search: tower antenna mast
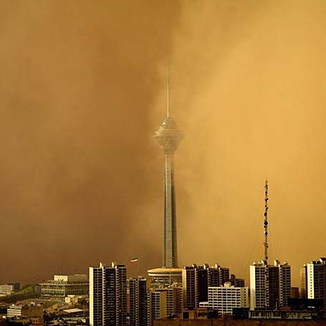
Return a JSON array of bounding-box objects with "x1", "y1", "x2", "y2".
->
[
  {"x1": 166, "y1": 65, "x2": 170, "y2": 117},
  {"x1": 264, "y1": 180, "x2": 269, "y2": 264}
]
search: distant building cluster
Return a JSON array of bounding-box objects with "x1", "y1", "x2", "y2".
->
[{"x1": 86, "y1": 257, "x2": 326, "y2": 326}]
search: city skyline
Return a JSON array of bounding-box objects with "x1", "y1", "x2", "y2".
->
[{"x1": 0, "y1": 1, "x2": 326, "y2": 287}]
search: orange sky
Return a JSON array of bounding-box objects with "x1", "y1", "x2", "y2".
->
[{"x1": 0, "y1": 0, "x2": 325, "y2": 286}]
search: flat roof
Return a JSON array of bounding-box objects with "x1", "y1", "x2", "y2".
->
[
  {"x1": 147, "y1": 268, "x2": 182, "y2": 275},
  {"x1": 63, "y1": 308, "x2": 83, "y2": 314}
]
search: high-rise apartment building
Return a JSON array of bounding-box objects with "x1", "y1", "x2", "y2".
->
[
  {"x1": 278, "y1": 263, "x2": 291, "y2": 307},
  {"x1": 230, "y1": 274, "x2": 245, "y2": 287},
  {"x1": 182, "y1": 264, "x2": 232, "y2": 309},
  {"x1": 197, "y1": 265, "x2": 209, "y2": 303},
  {"x1": 250, "y1": 260, "x2": 291, "y2": 310},
  {"x1": 148, "y1": 287, "x2": 182, "y2": 325},
  {"x1": 216, "y1": 266, "x2": 230, "y2": 287},
  {"x1": 89, "y1": 263, "x2": 127, "y2": 326},
  {"x1": 300, "y1": 265, "x2": 307, "y2": 298},
  {"x1": 129, "y1": 278, "x2": 147, "y2": 326},
  {"x1": 302, "y1": 258, "x2": 326, "y2": 306},
  {"x1": 182, "y1": 266, "x2": 197, "y2": 310}
]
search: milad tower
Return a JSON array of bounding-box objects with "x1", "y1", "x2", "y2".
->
[{"x1": 153, "y1": 77, "x2": 183, "y2": 269}]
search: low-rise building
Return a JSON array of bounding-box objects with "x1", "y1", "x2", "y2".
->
[
  {"x1": 40, "y1": 274, "x2": 88, "y2": 298},
  {"x1": 0, "y1": 283, "x2": 20, "y2": 296},
  {"x1": 7, "y1": 305, "x2": 23, "y2": 318},
  {"x1": 7, "y1": 304, "x2": 43, "y2": 319},
  {"x1": 207, "y1": 283, "x2": 249, "y2": 315}
]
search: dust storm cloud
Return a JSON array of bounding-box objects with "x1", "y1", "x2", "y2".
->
[
  {"x1": 0, "y1": 1, "x2": 181, "y2": 283},
  {"x1": 0, "y1": 0, "x2": 325, "y2": 286},
  {"x1": 171, "y1": 0, "x2": 326, "y2": 285}
]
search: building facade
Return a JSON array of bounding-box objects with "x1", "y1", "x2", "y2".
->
[
  {"x1": 250, "y1": 260, "x2": 291, "y2": 310},
  {"x1": 147, "y1": 268, "x2": 182, "y2": 288},
  {"x1": 89, "y1": 263, "x2": 127, "y2": 326},
  {"x1": 183, "y1": 264, "x2": 232, "y2": 310},
  {"x1": 40, "y1": 274, "x2": 88, "y2": 298},
  {"x1": 148, "y1": 287, "x2": 182, "y2": 325},
  {"x1": 182, "y1": 266, "x2": 197, "y2": 310},
  {"x1": 129, "y1": 278, "x2": 147, "y2": 326},
  {"x1": 0, "y1": 283, "x2": 20, "y2": 296},
  {"x1": 304, "y1": 258, "x2": 326, "y2": 306},
  {"x1": 207, "y1": 283, "x2": 249, "y2": 315}
]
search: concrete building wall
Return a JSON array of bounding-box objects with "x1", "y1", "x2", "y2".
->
[{"x1": 208, "y1": 284, "x2": 249, "y2": 314}]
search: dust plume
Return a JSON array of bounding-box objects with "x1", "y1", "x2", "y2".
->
[
  {"x1": 0, "y1": 0, "x2": 181, "y2": 283},
  {"x1": 169, "y1": 0, "x2": 326, "y2": 285},
  {"x1": 1, "y1": 0, "x2": 325, "y2": 287}
]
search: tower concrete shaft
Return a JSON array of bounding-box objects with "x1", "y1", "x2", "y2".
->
[{"x1": 154, "y1": 116, "x2": 182, "y2": 268}]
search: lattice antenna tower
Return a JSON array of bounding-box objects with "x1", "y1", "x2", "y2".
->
[{"x1": 263, "y1": 180, "x2": 269, "y2": 264}]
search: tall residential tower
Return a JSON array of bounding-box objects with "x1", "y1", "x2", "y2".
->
[
  {"x1": 89, "y1": 263, "x2": 127, "y2": 326},
  {"x1": 301, "y1": 258, "x2": 326, "y2": 307}
]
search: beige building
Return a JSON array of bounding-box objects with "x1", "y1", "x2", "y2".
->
[
  {"x1": 39, "y1": 274, "x2": 88, "y2": 298},
  {"x1": 148, "y1": 287, "x2": 182, "y2": 325},
  {"x1": 207, "y1": 283, "x2": 249, "y2": 315}
]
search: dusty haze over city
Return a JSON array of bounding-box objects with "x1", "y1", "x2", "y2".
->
[{"x1": 0, "y1": 0, "x2": 325, "y2": 286}]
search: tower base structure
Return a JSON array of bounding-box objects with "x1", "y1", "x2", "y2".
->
[{"x1": 147, "y1": 267, "x2": 182, "y2": 288}]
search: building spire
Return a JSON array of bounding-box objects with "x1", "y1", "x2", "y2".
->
[
  {"x1": 166, "y1": 65, "x2": 170, "y2": 117},
  {"x1": 264, "y1": 180, "x2": 269, "y2": 264}
]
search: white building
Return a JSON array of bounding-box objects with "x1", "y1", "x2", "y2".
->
[
  {"x1": 305, "y1": 258, "x2": 326, "y2": 306},
  {"x1": 7, "y1": 305, "x2": 23, "y2": 318},
  {"x1": 250, "y1": 260, "x2": 291, "y2": 310},
  {"x1": 207, "y1": 283, "x2": 249, "y2": 315},
  {"x1": 250, "y1": 262, "x2": 268, "y2": 310},
  {"x1": 0, "y1": 283, "x2": 20, "y2": 296}
]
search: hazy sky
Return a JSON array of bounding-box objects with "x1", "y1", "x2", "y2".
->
[{"x1": 0, "y1": 0, "x2": 326, "y2": 286}]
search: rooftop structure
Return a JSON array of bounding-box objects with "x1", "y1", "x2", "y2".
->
[{"x1": 147, "y1": 268, "x2": 182, "y2": 288}]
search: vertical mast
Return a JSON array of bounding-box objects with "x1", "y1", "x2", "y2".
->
[
  {"x1": 166, "y1": 66, "x2": 170, "y2": 117},
  {"x1": 264, "y1": 180, "x2": 269, "y2": 264}
]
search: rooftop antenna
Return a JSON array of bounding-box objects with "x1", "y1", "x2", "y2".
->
[
  {"x1": 263, "y1": 180, "x2": 269, "y2": 264},
  {"x1": 166, "y1": 65, "x2": 170, "y2": 117}
]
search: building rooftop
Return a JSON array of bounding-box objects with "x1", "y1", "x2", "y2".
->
[{"x1": 147, "y1": 268, "x2": 182, "y2": 275}]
